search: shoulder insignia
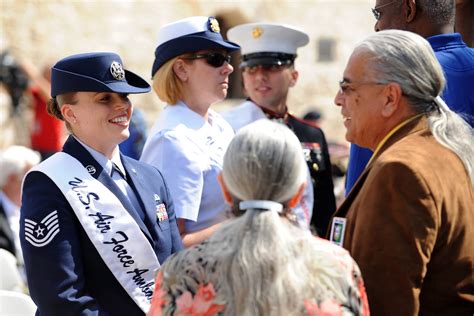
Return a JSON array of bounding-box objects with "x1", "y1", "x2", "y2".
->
[{"x1": 24, "y1": 210, "x2": 60, "y2": 247}]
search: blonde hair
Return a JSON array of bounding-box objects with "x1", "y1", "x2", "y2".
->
[{"x1": 152, "y1": 56, "x2": 185, "y2": 105}]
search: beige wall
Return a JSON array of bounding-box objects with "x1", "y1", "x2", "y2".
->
[{"x1": 1, "y1": 0, "x2": 376, "y2": 145}]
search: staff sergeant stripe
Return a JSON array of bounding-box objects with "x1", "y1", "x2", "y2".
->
[{"x1": 24, "y1": 210, "x2": 60, "y2": 247}]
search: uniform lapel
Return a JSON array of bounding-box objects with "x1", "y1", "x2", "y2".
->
[
  {"x1": 121, "y1": 156, "x2": 157, "y2": 234},
  {"x1": 62, "y1": 136, "x2": 152, "y2": 242}
]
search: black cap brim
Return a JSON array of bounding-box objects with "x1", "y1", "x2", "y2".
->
[
  {"x1": 239, "y1": 52, "x2": 295, "y2": 68},
  {"x1": 151, "y1": 31, "x2": 241, "y2": 77}
]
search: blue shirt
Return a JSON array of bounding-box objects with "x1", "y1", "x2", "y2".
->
[
  {"x1": 140, "y1": 101, "x2": 234, "y2": 233},
  {"x1": 345, "y1": 33, "x2": 474, "y2": 194}
]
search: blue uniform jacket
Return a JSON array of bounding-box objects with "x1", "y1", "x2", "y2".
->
[
  {"x1": 345, "y1": 33, "x2": 474, "y2": 194},
  {"x1": 20, "y1": 136, "x2": 183, "y2": 315}
]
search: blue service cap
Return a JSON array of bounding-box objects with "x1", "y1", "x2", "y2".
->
[
  {"x1": 151, "y1": 16, "x2": 240, "y2": 77},
  {"x1": 51, "y1": 52, "x2": 150, "y2": 97}
]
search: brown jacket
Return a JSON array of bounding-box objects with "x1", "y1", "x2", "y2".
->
[{"x1": 332, "y1": 116, "x2": 474, "y2": 315}]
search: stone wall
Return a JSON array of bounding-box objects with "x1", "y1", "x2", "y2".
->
[{"x1": 1, "y1": 0, "x2": 375, "y2": 146}]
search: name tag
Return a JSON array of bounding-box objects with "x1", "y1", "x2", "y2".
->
[{"x1": 329, "y1": 217, "x2": 346, "y2": 246}]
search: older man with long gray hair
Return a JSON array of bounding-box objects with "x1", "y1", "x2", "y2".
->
[{"x1": 330, "y1": 29, "x2": 473, "y2": 315}]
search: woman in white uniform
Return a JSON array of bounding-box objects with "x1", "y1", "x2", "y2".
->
[{"x1": 140, "y1": 16, "x2": 240, "y2": 247}]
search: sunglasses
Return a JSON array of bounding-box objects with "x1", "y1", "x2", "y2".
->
[
  {"x1": 185, "y1": 52, "x2": 231, "y2": 68},
  {"x1": 371, "y1": 0, "x2": 398, "y2": 20}
]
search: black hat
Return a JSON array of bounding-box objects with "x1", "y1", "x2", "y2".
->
[{"x1": 51, "y1": 52, "x2": 150, "y2": 97}]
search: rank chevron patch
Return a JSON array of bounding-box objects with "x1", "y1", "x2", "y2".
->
[{"x1": 24, "y1": 210, "x2": 60, "y2": 247}]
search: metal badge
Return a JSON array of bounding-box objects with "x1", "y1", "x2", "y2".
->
[
  {"x1": 154, "y1": 194, "x2": 161, "y2": 203},
  {"x1": 110, "y1": 61, "x2": 125, "y2": 80},
  {"x1": 86, "y1": 165, "x2": 96, "y2": 175},
  {"x1": 252, "y1": 27, "x2": 264, "y2": 39},
  {"x1": 208, "y1": 17, "x2": 220, "y2": 33}
]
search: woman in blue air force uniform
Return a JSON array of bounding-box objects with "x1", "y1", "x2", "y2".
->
[{"x1": 20, "y1": 52, "x2": 183, "y2": 315}]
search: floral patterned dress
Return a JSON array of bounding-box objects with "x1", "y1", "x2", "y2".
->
[{"x1": 149, "y1": 223, "x2": 369, "y2": 316}]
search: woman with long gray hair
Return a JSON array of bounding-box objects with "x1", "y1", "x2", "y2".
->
[{"x1": 149, "y1": 120, "x2": 369, "y2": 316}]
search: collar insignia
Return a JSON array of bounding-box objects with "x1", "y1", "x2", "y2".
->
[{"x1": 86, "y1": 165, "x2": 96, "y2": 175}]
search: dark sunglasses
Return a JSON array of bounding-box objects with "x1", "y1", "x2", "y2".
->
[
  {"x1": 185, "y1": 52, "x2": 231, "y2": 68},
  {"x1": 371, "y1": 0, "x2": 398, "y2": 20}
]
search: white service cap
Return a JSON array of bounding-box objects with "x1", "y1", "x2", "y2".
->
[{"x1": 227, "y1": 22, "x2": 309, "y2": 67}]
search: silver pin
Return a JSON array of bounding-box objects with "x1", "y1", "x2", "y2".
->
[
  {"x1": 86, "y1": 165, "x2": 96, "y2": 175},
  {"x1": 110, "y1": 61, "x2": 125, "y2": 80}
]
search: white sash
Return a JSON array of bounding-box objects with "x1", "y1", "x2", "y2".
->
[{"x1": 29, "y1": 152, "x2": 159, "y2": 313}]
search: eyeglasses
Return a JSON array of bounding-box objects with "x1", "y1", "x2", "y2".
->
[
  {"x1": 338, "y1": 80, "x2": 384, "y2": 95},
  {"x1": 243, "y1": 64, "x2": 291, "y2": 74},
  {"x1": 185, "y1": 52, "x2": 231, "y2": 68},
  {"x1": 371, "y1": 0, "x2": 398, "y2": 20}
]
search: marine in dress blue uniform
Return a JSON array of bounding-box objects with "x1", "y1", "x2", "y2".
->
[
  {"x1": 224, "y1": 23, "x2": 336, "y2": 236},
  {"x1": 20, "y1": 52, "x2": 183, "y2": 315}
]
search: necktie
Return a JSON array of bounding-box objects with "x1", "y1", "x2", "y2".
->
[
  {"x1": 112, "y1": 163, "x2": 127, "y2": 181},
  {"x1": 111, "y1": 163, "x2": 145, "y2": 221}
]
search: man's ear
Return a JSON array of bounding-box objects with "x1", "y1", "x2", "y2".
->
[
  {"x1": 217, "y1": 173, "x2": 233, "y2": 205},
  {"x1": 172, "y1": 59, "x2": 188, "y2": 82},
  {"x1": 61, "y1": 104, "x2": 77, "y2": 124},
  {"x1": 381, "y1": 83, "x2": 403, "y2": 117},
  {"x1": 289, "y1": 69, "x2": 299, "y2": 87},
  {"x1": 405, "y1": 0, "x2": 417, "y2": 23},
  {"x1": 288, "y1": 182, "x2": 306, "y2": 208}
]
